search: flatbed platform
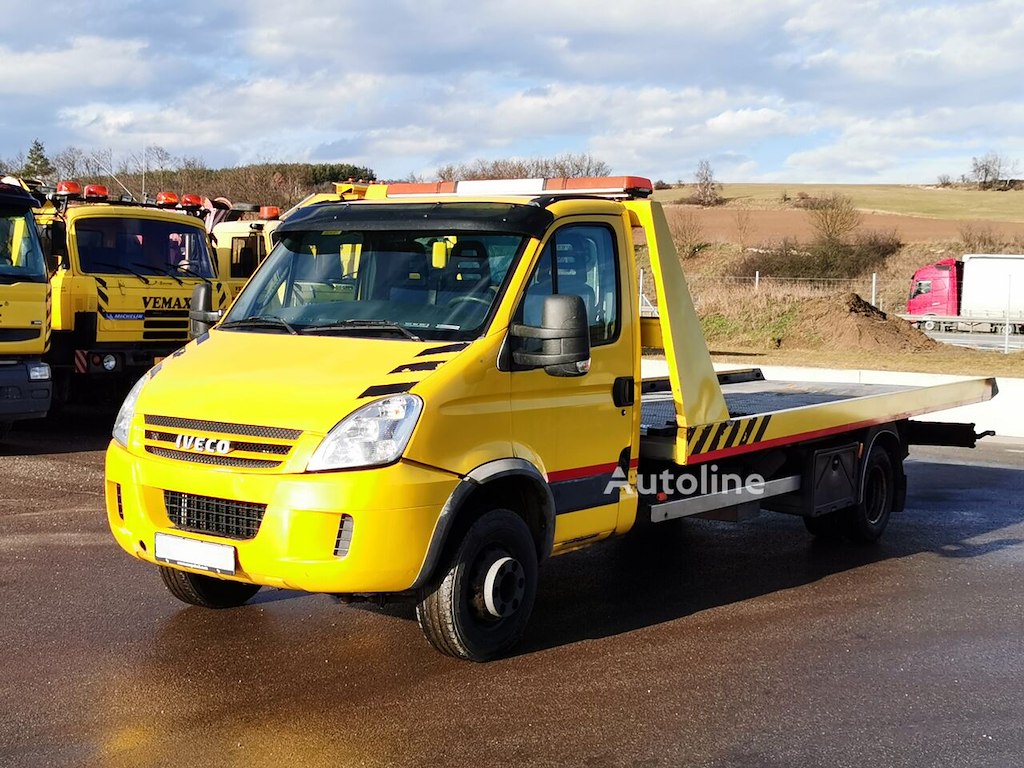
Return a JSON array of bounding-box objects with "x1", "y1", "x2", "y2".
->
[
  {"x1": 641, "y1": 379, "x2": 911, "y2": 437},
  {"x1": 639, "y1": 371, "x2": 995, "y2": 465}
]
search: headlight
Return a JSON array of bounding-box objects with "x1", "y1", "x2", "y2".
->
[
  {"x1": 307, "y1": 395, "x2": 423, "y2": 471},
  {"x1": 112, "y1": 376, "x2": 147, "y2": 447},
  {"x1": 27, "y1": 362, "x2": 51, "y2": 381}
]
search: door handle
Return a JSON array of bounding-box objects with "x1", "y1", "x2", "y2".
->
[{"x1": 612, "y1": 376, "x2": 634, "y2": 407}]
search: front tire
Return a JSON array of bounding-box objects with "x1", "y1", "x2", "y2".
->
[
  {"x1": 159, "y1": 566, "x2": 261, "y2": 608},
  {"x1": 416, "y1": 509, "x2": 538, "y2": 662}
]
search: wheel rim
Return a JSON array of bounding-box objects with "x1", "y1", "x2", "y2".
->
[
  {"x1": 482, "y1": 556, "x2": 526, "y2": 618},
  {"x1": 864, "y1": 464, "x2": 889, "y2": 525}
]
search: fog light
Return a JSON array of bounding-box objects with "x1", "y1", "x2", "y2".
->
[
  {"x1": 102, "y1": 354, "x2": 118, "y2": 372},
  {"x1": 27, "y1": 362, "x2": 51, "y2": 381}
]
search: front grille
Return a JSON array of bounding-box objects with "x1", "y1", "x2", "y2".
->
[
  {"x1": 142, "y1": 415, "x2": 301, "y2": 470},
  {"x1": 146, "y1": 447, "x2": 283, "y2": 469},
  {"x1": 145, "y1": 415, "x2": 301, "y2": 440},
  {"x1": 145, "y1": 430, "x2": 290, "y2": 455},
  {"x1": 164, "y1": 490, "x2": 266, "y2": 539}
]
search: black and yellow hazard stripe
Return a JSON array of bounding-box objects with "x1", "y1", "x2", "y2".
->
[
  {"x1": 686, "y1": 413, "x2": 773, "y2": 458},
  {"x1": 95, "y1": 277, "x2": 109, "y2": 312}
]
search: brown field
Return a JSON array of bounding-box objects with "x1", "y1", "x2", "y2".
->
[{"x1": 665, "y1": 206, "x2": 1024, "y2": 244}]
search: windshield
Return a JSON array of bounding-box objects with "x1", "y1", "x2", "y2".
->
[
  {"x1": 0, "y1": 207, "x2": 47, "y2": 284},
  {"x1": 223, "y1": 229, "x2": 528, "y2": 341},
  {"x1": 73, "y1": 216, "x2": 215, "y2": 279}
]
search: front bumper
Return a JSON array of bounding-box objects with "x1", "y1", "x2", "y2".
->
[
  {"x1": 0, "y1": 361, "x2": 51, "y2": 422},
  {"x1": 105, "y1": 441, "x2": 459, "y2": 594}
]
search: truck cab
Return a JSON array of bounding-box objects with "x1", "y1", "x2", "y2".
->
[
  {"x1": 907, "y1": 258, "x2": 960, "y2": 319},
  {"x1": 0, "y1": 181, "x2": 52, "y2": 437},
  {"x1": 37, "y1": 182, "x2": 232, "y2": 400}
]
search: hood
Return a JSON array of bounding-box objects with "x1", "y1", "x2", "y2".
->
[{"x1": 137, "y1": 329, "x2": 468, "y2": 434}]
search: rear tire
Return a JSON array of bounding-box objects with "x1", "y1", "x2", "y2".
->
[
  {"x1": 844, "y1": 445, "x2": 896, "y2": 543},
  {"x1": 159, "y1": 566, "x2": 261, "y2": 608},
  {"x1": 416, "y1": 509, "x2": 538, "y2": 662}
]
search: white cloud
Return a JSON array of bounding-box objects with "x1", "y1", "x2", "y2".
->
[{"x1": 0, "y1": 36, "x2": 151, "y2": 96}]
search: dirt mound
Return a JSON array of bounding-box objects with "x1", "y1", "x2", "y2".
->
[{"x1": 794, "y1": 292, "x2": 939, "y2": 352}]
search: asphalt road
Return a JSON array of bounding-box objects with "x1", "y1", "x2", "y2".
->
[
  {"x1": 2, "y1": 410, "x2": 1023, "y2": 768},
  {"x1": 924, "y1": 329, "x2": 1024, "y2": 351}
]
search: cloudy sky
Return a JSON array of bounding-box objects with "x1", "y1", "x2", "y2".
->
[{"x1": 1, "y1": 0, "x2": 1022, "y2": 183}]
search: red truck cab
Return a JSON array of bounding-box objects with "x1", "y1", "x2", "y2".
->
[{"x1": 907, "y1": 258, "x2": 961, "y2": 317}]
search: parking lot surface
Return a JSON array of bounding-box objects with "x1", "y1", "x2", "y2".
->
[{"x1": 2, "y1": 410, "x2": 1023, "y2": 768}]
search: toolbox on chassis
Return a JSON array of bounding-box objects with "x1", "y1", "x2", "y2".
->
[{"x1": 104, "y1": 176, "x2": 997, "y2": 661}]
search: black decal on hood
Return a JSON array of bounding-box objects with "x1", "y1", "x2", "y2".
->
[
  {"x1": 416, "y1": 342, "x2": 469, "y2": 357},
  {"x1": 359, "y1": 382, "x2": 416, "y2": 398}
]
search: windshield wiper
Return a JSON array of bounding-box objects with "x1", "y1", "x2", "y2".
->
[
  {"x1": 91, "y1": 261, "x2": 151, "y2": 284},
  {"x1": 303, "y1": 320, "x2": 422, "y2": 342},
  {"x1": 131, "y1": 262, "x2": 183, "y2": 286},
  {"x1": 218, "y1": 315, "x2": 299, "y2": 335},
  {"x1": 175, "y1": 264, "x2": 211, "y2": 283}
]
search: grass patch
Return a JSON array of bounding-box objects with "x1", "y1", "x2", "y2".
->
[{"x1": 651, "y1": 183, "x2": 1024, "y2": 223}]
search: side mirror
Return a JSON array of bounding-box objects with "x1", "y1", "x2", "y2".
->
[
  {"x1": 189, "y1": 283, "x2": 222, "y2": 339},
  {"x1": 511, "y1": 294, "x2": 591, "y2": 377},
  {"x1": 44, "y1": 221, "x2": 68, "y2": 271}
]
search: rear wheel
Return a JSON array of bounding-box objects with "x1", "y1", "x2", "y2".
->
[
  {"x1": 844, "y1": 445, "x2": 896, "y2": 543},
  {"x1": 159, "y1": 566, "x2": 261, "y2": 608},
  {"x1": 416, "y1": 509, "x2": 538, "y2": 661}
]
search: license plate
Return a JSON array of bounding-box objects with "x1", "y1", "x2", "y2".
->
[{"x1": 155, "y1": 532, "x2": 236, "y2": 575}]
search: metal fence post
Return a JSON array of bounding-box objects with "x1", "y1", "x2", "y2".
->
[{"x1": 755, "y1": 271, "x2": 760, "y2": 291}]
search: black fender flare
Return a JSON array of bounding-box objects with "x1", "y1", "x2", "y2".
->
[{"x1": 411, "y1": 458, "x2": 555, "y2": 591}]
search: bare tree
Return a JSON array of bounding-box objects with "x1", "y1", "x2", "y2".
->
[
  {"x1": 692, "y1": 159, "x2": 722, "y2": 207},
  {"x1": 666, "y1": 208, "x2": 708, "y2": 257},
  {"x1": 437, "y1": 153, "x2": 610, "y2": 181},
  {"x1": 970, "y1": 152, "x2": 1019, "y2": 189},
  {"x1": 733, "y1": 208, "x2": 753, "y2": 250},
  {"x1": 808, "y1": 193, "x2": 862, "y2": 244}
]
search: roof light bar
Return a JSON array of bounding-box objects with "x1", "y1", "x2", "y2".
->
[
  {"x1": 180, "y1": 193, "x2": 203, "y2": 210},
  {"x1": 155, "y1": 191, "x2": 179, "y2": 208},
  {"x1": 56, "y1": 180, "x2": 83, "y2": 198},
  {"x1": 83, "y1": 184, "x2": 109, "y2": 201},
  {"x1": 379, "y1": 176, "x2": 653, "y2": 199},
  {"x1": 259, "y1": 206, "x2": 281, "y2": 220}
]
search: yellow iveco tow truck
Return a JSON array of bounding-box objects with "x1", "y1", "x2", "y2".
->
[
  {"x1": 0, "y1": 181, "x2": 51, "y2": 438},
  {"x1": 36, "y1": 182, "x2": 231, "y2": 402},
  {"x1": 104, "y1": 176, "x2": 997, "y2": 661}
]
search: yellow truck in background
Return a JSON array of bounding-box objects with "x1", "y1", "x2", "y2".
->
[
  {"x1": 208, "y1": 181, "x2": 372, "y2": 293},
  {"x1": 33, "y1": 182, "x2": 232, "y2": 402},
  {"x1": 105, "y1": 176, "x2": 996, "y2": 661},
  {"x1": 0, "y1": 181, "x2": 51, "y2": 438}
]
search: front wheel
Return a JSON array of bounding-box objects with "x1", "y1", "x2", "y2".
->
[
  {"x1": 416, "y1": 509, "x2": 538, "y2": 661},
  {"x1": 159, "y1": 566, "x2": 261, "y2": 608}
]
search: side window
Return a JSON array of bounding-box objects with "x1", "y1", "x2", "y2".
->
[
  {"x1": 518, "y1": 224, "x2": 619, "y2": 346},
  {"x1": 911, "y1": 280, "x2": 932, "y2": 298}
]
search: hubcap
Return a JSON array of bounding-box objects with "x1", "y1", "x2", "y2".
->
[{"x1": 482, "y1": 556, "x2": 526, "y2": 618}]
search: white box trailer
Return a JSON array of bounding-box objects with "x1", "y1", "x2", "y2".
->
[{"x1": 961, "y1": 253, "x2": 1024, "y2": 322}]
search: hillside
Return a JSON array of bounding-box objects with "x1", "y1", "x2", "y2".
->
[{"x1": 645, "y1": 186, "x2": 1024, "y2": 376}]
